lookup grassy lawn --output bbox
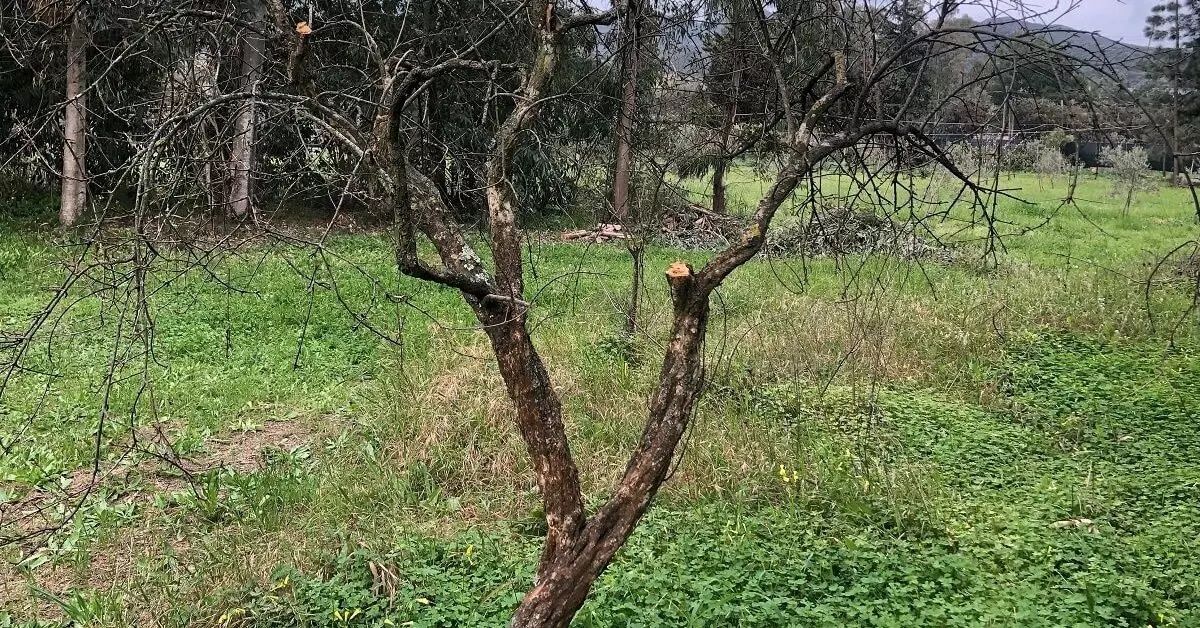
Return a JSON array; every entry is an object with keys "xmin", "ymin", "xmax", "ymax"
[{"xmin": 1, "ymin": 171, "xmax": 1198, "ymax": 626}]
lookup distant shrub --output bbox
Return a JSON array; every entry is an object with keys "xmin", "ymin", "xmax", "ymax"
[
  {"xmin": 1103, "ymin": 145, "xmax": 1156, "ymax": 215},
  {"xmin": 1033, "ymin": 142, "xmax": 1069, "ymax": 181},
  {"xmin": 998, "ymin": 141, "xmax": 1036, "ymax": 173},
  {"xmin": 946, "ymin": 142, "xmax": 998, "ymax": 182},
  {"xmin": 1031, "ymin": 129, "xmax": 1074, "ymax": 186}
]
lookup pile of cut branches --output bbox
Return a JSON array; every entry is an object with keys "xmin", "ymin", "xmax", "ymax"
[
  {"xmin": 763, "ymin": 205, "xmax": 950, "ymax": 261},
  {"xmin": 559, "ymin": 203, "xmax": 949, "ymax": 262},
  {"xmin": 654, "ymin": 203, "xmax": 745, "ymax": 250},
  {"xmin": 562, "ymin": 223, "xmax": 629, "ymax": 243}
]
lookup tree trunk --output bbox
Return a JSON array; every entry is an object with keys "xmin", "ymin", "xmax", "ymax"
[
  {"xmin": 1172, "ymin": 2, "xmax": 1181, "ymax": 185},
  {"xmin": 623, "ymin": 244, "xmax": 643, "ymax": 338},
  {"xmin": 711, "ymin": 68, "xmax": 738, "ymax": 215},
  {"xmin": 60, "ymin": 13, "xmax": 87, "ymax": 227},
  {"xmin": 711, "ymin": 152, "xmax": 729, "ymax": 215},
  {"xmin": 611, "ymin": 0, "xmax": 640, "ymax": 223},
  {"xmin": 478, "ymin": 313, "xmax": 587, "ymax": 575},
  {"xmin": 227, "ymin": 1, "xmax": 266, "ymax": 219},
  {"xmin": 505, "ymin": 264, "xmax": 710, "ymax": 627},
  {"xmin": 612, "ymin": 0, "xmax": 642, "ymax": 338}
]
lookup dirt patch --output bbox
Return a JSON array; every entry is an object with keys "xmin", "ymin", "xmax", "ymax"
[
  {"xmin": 0, "ymin": 419, "xmax": 315, "ymax": 620},
  {"xmin": 1, "ymin": 420, "xmax": 314, "ymax": 544},
  {"xmin": 0, "ymin": 519, "xmax": 190, "ymax": 622},
  {"xmin": 196, "ymin": 420, "xmax": 313, "ymax": 474}
]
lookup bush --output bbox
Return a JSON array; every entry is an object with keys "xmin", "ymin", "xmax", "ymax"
[
  {"xmin": 1103, "ymin": 145, "xmax": 1156, "ymax": 215},
  {"xmin": 1032, "ymin": 128, "xmax": 1073, "ymax": 185}
]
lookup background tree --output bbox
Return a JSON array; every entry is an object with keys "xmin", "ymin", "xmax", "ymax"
[
  {"xmin": 1145, "ymin": 0, "xmax": 1199, "ymax": 182},
  {"xmin": 611, "ymin": 0, "xmax": 645, "ymax": 338},
  {"xmin": 678, "ymin": 4, "xmax": 780, "ymax": 215},
  {"xmin": 1106, "ymin": 144, "xmax": 1157, "ymax": 214},
  {"xmin": 25, "ymin": 0, "xmax": 91, "ymax": 226},
  {"xmin": 611, "ymin": 0, "xmax": 642, "ymax": 225},
  {"xmin": 58, "ymin": 3, "xmax": 86, "ymax": 226},
  {"xmin": 226, "ymin": 0, "xmax": 267, "ymax": 219}
]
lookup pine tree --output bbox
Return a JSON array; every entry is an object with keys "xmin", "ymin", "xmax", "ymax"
[{"xmin": 1145, "ymin": 1, "xmax": 1199, "ymax": 181}]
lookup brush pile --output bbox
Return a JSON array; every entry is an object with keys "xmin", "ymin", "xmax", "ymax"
[
  {"xmin": 1164, "ymin": 247, "xmax": 1200, "ymax": 282},
  {"xmin": 559, "ymin": 202, "xmax": 744, "ymax": 250},
  {"xmin": 560, "ymin": 203, "xmax": 949, "ymax": 261},
  {"xmin": 653, "ymin": 203, "xmax": 745, "ymax": 250},
  {"xmin": 561, "ymin": 223, "xmax": 629, "ymax": 243},
  {"xmin": 763, "ymin": 206, "xmax": 949, "ymax": 261}
]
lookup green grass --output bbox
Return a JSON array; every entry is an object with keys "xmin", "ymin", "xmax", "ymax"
[
  {"xmin": 113, "ymin": 337, "xmax": 1200, "ymax": 627},
  {"xmin": 682, "ymin": 164, "xmax": 1197, "ymax": 267},
  {"xmin": 1, "ymin": 170, "xmax": 1198, "ymax": 626}
]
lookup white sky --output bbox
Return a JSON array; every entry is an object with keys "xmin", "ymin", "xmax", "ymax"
[
  {"xmin": 590, "ymin": 0, "xmax": 1160, "ymax": 43},
  {"xmin": 960, "ymin": 0, "xmax": 1159, "ymax": 43}
]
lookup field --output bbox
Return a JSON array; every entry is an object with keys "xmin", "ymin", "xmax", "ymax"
[{"xmin": 1, "ymin": 171, "xmax": 1199, "ymax": 626}]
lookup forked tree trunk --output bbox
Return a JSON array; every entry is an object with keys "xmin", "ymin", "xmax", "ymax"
[
  {"xmin": 402, "ymin": 149, "xmax": 716, "ymax": 627},
  {"xmin": 227, "ymin": 1, "xmax": 266, "ymax": 218},
  {"xmin": 488, "ymin": 264, "xmax": 710, "ymax": 628},
  {"xmin": 60, "ymin": 13, "xmax": 87, "ymax": 226}
]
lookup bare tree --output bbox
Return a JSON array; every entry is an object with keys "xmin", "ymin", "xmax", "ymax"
[
  {"xmin": 0, "ymin": 1, "xmax": 1162, "ymax": 626},
  {"xmin": 705, "ymin": 21, "xmax": 751, "ymax": 215}
]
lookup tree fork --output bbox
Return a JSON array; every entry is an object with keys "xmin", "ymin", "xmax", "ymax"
[{"xmin": 508, "ymin": 261, "xmax": 709, "ymax": 627}]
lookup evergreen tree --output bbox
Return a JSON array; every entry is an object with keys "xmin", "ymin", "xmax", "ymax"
[{"xmin": 1145, "ymin": 1, "xmax": 1199, "ymax": 179}]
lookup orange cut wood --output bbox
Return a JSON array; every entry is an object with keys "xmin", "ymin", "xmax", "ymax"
[{"xmin": 666, "ymin": 261, "xmax": 692, "ymax": 278}]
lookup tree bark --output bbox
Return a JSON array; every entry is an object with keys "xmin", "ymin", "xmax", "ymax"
[
  {"xmin": 507, "ymin": 263, "xmax": 710, "ymax": 628},
  {"xmin": 227, "ymin": 1, "xmax": 267, "ymax": 218},
  {"xmin": 1172, "ymin": 1, "xmax": 1181, "ymax": 185},
  {"xmin": 711, "ymin": 149, "xmax": 729, "ymax": 215},
  {"xmin": 611, "ymin": 0, "xmax": 640, "ymax": 223},
  {"xmin": 479, "ymin": 312, "xmax": 587, "ymax": 570},
  {"xmin": 60, "ymin": 13, "xmax": 87, "ymax": 226},
  {"xmin": 624, "ymin": 244, "xmax": 643, "ymax": 338},
  {"xmin": 612, "ymin": 0, "xmax": 642, "ymax": 338},
  {"xmin": 478, "ymin": 2, "xmax": 595, "ymax": 600},
  {"xmin": 711, "ymin": 59, "xmax": 740, "ymax": 215}
]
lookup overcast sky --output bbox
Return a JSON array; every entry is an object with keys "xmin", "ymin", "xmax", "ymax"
[{"xmin": 961, "ymin": 0, "xmax": 1158, "ymax": 43}]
